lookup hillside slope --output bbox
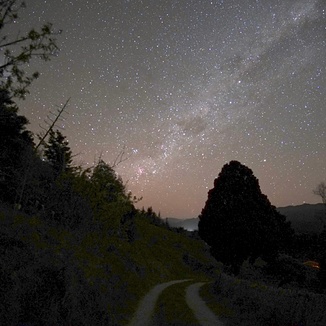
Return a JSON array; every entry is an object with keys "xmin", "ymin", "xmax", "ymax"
[
  {"xmin": 0, "ymin": 207, "xmax": 219, "ymax": 325},
  {"xmin": 277, "ymin": 203, "xmax": 325, "ymax": 234}
]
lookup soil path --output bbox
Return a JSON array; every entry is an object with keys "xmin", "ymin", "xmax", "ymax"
[
  {"xmin": 128, "ymin": 279, "xmax": 191, "ymax": 326},
  {"xmin": 186, "ymin": 282, "xmax": 224, "ymax": 326}
]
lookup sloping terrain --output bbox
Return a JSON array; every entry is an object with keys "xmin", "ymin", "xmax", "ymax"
[
  {"xmin": 0, "ymin": 207, "xmax": 219, "ymax": 325},
  {"xmin": 277, "ymin": 203, "xmax": 325, "ymax": 234}
]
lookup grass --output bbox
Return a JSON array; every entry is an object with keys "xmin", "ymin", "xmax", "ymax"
[
  {"xmin": 205, "ymin": 272, "xmax": 326, "ymax": 326},
  {"xmin": 0, "ymin": 210, "xmax": 220, "ymax": 324},
  {"xmin": 153, "ymin": 280, "xmax": 199, "ymax": 326},
  {"xmin": 115, "ymin": 218, "xmax": 218, "ymax": 323},
  {"xmin": 200, "ymin": 281, "xmax": 234, "ymax": 320},
  {"xmin": 5, "ymin": 208, "xmax": 324, "ymax": 325}
]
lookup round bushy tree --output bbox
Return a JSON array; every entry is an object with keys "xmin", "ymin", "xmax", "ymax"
[{"xmin": 198, "ymin": 160, "xmax": 293, "ymax": 274}]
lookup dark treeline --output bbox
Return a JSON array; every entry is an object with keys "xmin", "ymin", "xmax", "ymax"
[
  {"xmin": 0, "ymin": 87, "xmax": 177, "ymax": 324},
  {"xmin": 1, "ymin": 1, "xmax": 326, "ymax": 325},
  {"xmin": 0, "ymin": 2, "xmax": 198, "ymax": 323}
]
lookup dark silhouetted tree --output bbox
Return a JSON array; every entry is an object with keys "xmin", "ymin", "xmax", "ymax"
[
  {"xmin": 0, "ymin": 0, "xmax": 60, "ymax": 99},
  {"xmin": 313, "ymin": 181, "xmax": 326, "ymax": 205},
  {"xmin": 43, "ymin": 129, "xmax": 73, "ymax": 177},
  {"xmin": 73, "ymin": 159, "xmax": 135, "ymax": 232},
  {"xmin": 198, "ymin": 160, "xmax": 293, "ymax": 274},
  {"xmin": 313, "ymin": 181, "xmax": 326, "ymax": 229},
  {"xmin": 90, "ymin": 159, "xmax": 126, "ymax": 203},
  {"xmin": 0, "ymin": 89, "xmax": 34, "ymax": 204}
]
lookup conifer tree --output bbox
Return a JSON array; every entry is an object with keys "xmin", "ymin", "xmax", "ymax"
[{"xmin": 43, "ymin": 129, "xmax": 73, "ymax": 177}]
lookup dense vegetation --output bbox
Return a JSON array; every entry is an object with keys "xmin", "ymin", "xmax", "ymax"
[
  {"xmin": 0, "ymin": 83, "xmax": 217, "ymax": 324},
  {"xmin": 1, "ymin": 1, "xmax": 326, "ymax": 325}
]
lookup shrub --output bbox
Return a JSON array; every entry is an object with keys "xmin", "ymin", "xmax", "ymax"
[{"xmin": 212, "ymin": 273, "xmax": 326, "ymax": 326}]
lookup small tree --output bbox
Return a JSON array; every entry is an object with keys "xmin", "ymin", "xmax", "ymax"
[
  {"xmin": 313, "ymin": 181, "xmax": 326, "ymax": 230},
  {"xmin": 90, "ymin": 159, "xmax": 126, "ymax": 203},
  {"xmin": 73, "ymin": 160, "xmax": 134, "ymax": 230},
  {"xmin": 198, "ymin": 160, "xmax": 293, "ymax": 274},
  {"xmin": 313, "ymin": 182, "xmax": 326, "ymax": 205}
]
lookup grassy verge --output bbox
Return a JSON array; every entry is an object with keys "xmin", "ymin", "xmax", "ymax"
[
  {"xmin": 199, "ymin": 281, "xmax": 234, "ymax": 321},
  {"xmin": 205, "ymin": 273, "xmax": 326, "ymax": 326},
  {"xmin": 153, "ymin": 280, "xmax": 201, "ymax": 326}
]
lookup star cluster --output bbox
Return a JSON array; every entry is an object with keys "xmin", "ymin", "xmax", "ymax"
[{"xmin": 15, "ymin": 0, "xmax": 326, "ymax": 217}]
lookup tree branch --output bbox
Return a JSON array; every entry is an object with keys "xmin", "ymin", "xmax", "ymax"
[{"xmin": 35, "ymin": 98, "xmax": 71, "ymax": 150}]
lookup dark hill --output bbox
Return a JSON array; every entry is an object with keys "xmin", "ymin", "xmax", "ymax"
[
  {"xmin": 166, "ymin": 217, "xmax": 199, "ymax": 231},
  {"xmin": 277, "ymin": 203, "xmax": 325, "ymax": 234},
  {"xmin": 168, "ymin": 203, "xmax": 325, "ymax": 234}
]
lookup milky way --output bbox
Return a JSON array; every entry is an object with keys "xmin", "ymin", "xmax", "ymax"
[{"xmin": 12, "ymin": 0, "xmax": 326, "ymax": 217}]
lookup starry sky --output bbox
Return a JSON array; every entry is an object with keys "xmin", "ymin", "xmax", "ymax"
[{"xmin": 12, "ymin": 0, "xmax": 326, "ymax": 218}]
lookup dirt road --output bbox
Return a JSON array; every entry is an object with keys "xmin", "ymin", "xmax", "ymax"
[
  {"xmin": 129, "ymin": 279, "xmax": 224, "ymax": 326},
  {"xmin": 129, "ymin": 279, "xmax": 191, "ymax": 326}
]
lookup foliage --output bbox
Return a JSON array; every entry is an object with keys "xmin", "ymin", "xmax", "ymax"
[
  {"xmin": 198, "ymin": 160, "xmax": 293, "ymax": 274},
  {"xmin": 43, "ymin": 129, "xmax": 74, "ymax": 177},
  {"xmin": 139, "ymin": 206, "xmax": 165, "ymax": 226},
  {"xmin": 0, "ymin": 200, "xmax": 216, "ymax": 325},
  {"xmin": 0, "ymin": 89, "xmax": 34, "ymax": 204},
  {"xmin": 206, "ymin": 273, "xmax": 326, "ymax": 326},
  {"xmin": 0, "ymin": 0, "xmax": 60, "ymax": 99},
  {"xmin": 311, "ymin": 181, "xmax": 326, "ymax": 289},
  {"xmin": 313, "ymin": 181, "xmax": 326, "ymax": 205},
  {"xmin": 1, "ymin": 4, "xmax": 324, "ymax": 322},
  {"xmin": 313, "ymin": 181, "xmax": 326, "ymax": 231},
  {"xmin": 0, "ymin": 2, "xmax": 222, "ymax": 324},
  {"xmin": 90, "ymin": 159, "xmax": 127, "ymax": 203},
  {"xmin": 153, "ymin": 280, "xmax": 198, "ymax": 325},
  {"xmin": 317, "ymin": 229, "xmax": 326, "ymax": 289},
  {"xmin": 290, "ymin": 232, "xmax": 319, "ymax": 260}
]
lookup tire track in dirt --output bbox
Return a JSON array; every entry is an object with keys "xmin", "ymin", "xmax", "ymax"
[{"xmin": 186, "ymin": 282, "xmax": 224, "ymax": 326}]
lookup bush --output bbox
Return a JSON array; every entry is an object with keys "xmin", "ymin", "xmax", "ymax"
[{"xmin": 212, "ymin": 273, "xmax": 326, "ymax": 326}]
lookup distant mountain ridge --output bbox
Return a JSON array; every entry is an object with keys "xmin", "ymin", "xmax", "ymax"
[
  {"xmin": 166, "ymin": 217, "xmax": 199, "ymax": 231},
  {"xmin": 278, "ymin": 203, "xmax": 325, "ymax": 234},
  {"xmin": 167, "ymin": 203, "xmax": 325, "ymax": 234}
]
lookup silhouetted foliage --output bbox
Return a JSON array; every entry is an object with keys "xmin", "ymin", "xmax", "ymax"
[
  {"xmin": 317, "ymin": 229, "xmax": 326, "ymax": 289},
  {"xmin": 313, "ymin": 181, "xmax": 326, "ymax": 229},
  {"xmin": 290, "ymin": 232, "xmax": 319, "ymax": 261},
  {"xmin": 313, "ymin": 182, "xmax": 326, "ymax": 205},
  {"xmin": 0, "ymin": 0, "xmax": 60, "ymax": 99},
  {"xmin": 139, "ymin": 206, "xmax": 169, "ymax": 229},
  {"xmin": 0, "ymin": 89, "xmax": 34, "ymax": 204},
  {"xmin": 198, "ymin": 160, "xmax": 293, "ymax": 274},
  {"xmin": 43, "ymin": 129, "xmax": 74, "ymax": 177},
  {"xmin": 90, "ymin": 159, "xmax": 126, "ymax": 203}
]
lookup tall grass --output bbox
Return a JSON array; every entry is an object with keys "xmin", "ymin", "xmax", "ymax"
[{"xmin": 210, "ymin": 273, "xmax": 326, "ymax": 326}]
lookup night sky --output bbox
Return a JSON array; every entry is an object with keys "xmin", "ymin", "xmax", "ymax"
[{"xmin": 12, "ymin": 0, "xmax": 326, "ymax": 218}]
